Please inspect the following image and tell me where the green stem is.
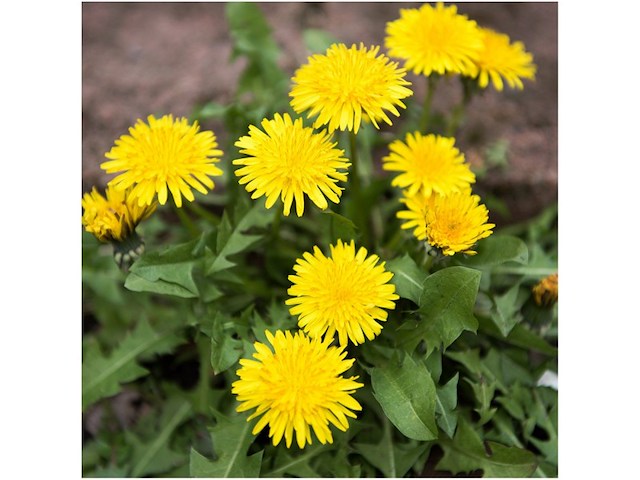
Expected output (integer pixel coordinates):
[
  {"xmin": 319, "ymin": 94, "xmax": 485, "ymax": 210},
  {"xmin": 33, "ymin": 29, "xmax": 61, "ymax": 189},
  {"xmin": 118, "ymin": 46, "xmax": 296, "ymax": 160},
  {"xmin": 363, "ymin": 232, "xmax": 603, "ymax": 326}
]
[
  {"xmin": 348, "ymin": 131, "xmax": 371, "ymax": 246},
  {"xmin": 185, "ymin": 201, "xmax": 220, "ymax": 226},
  {"xmin": 446, "ymin": 77, "xmax": 474, "ymax": 136},
  {"xmin": 173, "ymin": 204, "xmax": 199, "ymax": 237},
  {"xmin": 195, "ymin": 336, "xmax": 210, "ymax": 414},
  {"xmin": 419, "ymin": 75, "xmax": 439, "ymax": 133}
]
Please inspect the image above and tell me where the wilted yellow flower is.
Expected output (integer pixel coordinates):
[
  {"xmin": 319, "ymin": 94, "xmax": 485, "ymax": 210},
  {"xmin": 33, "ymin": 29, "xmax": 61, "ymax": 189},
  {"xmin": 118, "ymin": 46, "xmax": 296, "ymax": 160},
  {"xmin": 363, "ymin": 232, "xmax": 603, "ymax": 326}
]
[
  {"xmin": 232, "ymin": 329, "xmax": 363, "ymax": 449},
  {"xmin": 286, "ymin": 239, "xmax": 399, "ymax": 346},
  {"xmin": 81, "ymin": 185, "xmax": 156, "ymax": 243},
  {"xmin": 424, "ymin": 191, "xmax": 494, "ymax": 256},
  {"xmin": 383, "ymin": 132, "xmax": 475, "ymax": 197},
  {"xmin": 233, "ymin": 113, "xmax": 350, "ymax": 217},
  {"xmin": 385, "ymin": 2, "xmax": 483, "ymax": 77},
  {"xmin": 101, "ymin": 114, "xmax": 223, "ymax": 208},
  {"xmin": 290, "ymin": 43, "xmax": 412, "ymax": 134},
  {"xmin": 474, "ymin": 27, "xmax": 536, "ymax": 91},
  {"xmin": 532, "ymin": 273, "xmax": 558, "ymax": 306}
]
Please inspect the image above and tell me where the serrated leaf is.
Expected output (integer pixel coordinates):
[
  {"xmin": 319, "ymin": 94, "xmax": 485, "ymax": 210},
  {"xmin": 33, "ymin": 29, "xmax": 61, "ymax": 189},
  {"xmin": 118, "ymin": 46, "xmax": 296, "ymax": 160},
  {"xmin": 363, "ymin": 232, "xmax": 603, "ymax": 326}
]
[
  {"xmin": 206, "ymin": 202, "xmax": 274, "ymax": 275},
  {"xmin": 490, "ymin": 282, "xmax": 524, "ymax": 336},
  {"xmin": 437, "ymin": 417, "xmax": 537, "ymax": 477},
  {"xmin": 189, "ymin": 411, "xmax": 263, "ymax": 478},
  {"xmin": 354, "ymin": 419, "xmax": 429, "ymax": 477},
  {"xmin": 478, "ymin": 315, "xmax": 557, "ymax": 356},
  {"xmin": 264, "ymin": 443, "xmax": 328, "ymax": 477},
  {"xmin": 371, "ymin": 355, "xmax": 438, "ymax": 441},
  {"xmin": 82, "ymin": 319, "xmax": 183, "ymax": 410},
  {"xmin": 386, "ymin": 254, "xmax": 428, "ymax": 305},
  {"xmin": 435, "ymin": 373, "xmax": 459, "ymax": 438},
  {"xmin": 127, "ymin": 399, "xmax": 192, "ymax": 477},
  {"xmin": 458, "ymin": 234, "xmax": 528, "ymax": 268},
  {"xmin": 125, "ymin": 234, "xmax": 212, "ymax": 298},
  {"xmin": 416, "ymin": 266, "xmax": 481, "ymax": 353},
  {"xmin": 210, "ymin": 312, "xmax": 243, "ymax": 374}
]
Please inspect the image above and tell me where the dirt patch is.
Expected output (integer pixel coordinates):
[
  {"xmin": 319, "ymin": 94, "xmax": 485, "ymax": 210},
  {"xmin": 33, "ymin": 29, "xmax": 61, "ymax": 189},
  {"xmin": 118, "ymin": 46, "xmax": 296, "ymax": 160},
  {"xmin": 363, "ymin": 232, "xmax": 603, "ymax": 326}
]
[{"xmin": 82, "ymin": 2, "xmax": 557, "ymax": 225}]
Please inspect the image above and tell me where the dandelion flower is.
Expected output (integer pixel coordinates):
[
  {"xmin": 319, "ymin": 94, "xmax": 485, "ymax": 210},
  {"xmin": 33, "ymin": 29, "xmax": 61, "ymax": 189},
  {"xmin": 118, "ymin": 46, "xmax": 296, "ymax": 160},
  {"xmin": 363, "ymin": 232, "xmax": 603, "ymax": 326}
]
[
  {"xmin": 290, "ymin": 43, "xmax": 413, "ymax": 134},
  {"xmin": 474, "ymin": 27, "xmax": 536, "ymax": 91},
  {"xmin": 81, "ymin": 185, "xmax": 156, "ymax": 243},
  {"xmin": 396, "ymin": 190, "xmax": 432, "ymax": 241},
  {"xmin": 384, "ymin": 2, "xmax": 483, "ymax": 77},
  {"xmin": 424, "ymin": 191, "xmax": 494, "ymax": 256},
  {"xmin": 286, "ymin": 239, "xmax": 399, "ymax": 346},
  {"xmin": 532, "ymin": 273, "xmax": 558, "ymax": 307},
  {"xmin": 101, "ymin": 114, "xmax": 223, "ymax": 208},
  {"xmin": 383, "ymin": 132, "xmax": 475, "ymax": 197},
  {"xmin": 233, "ymin": 113, "xmax": 350, "ymax": 217},
  {"xmin": 232, "ymin": 329, "xmax": 363, "ymax": 449}
]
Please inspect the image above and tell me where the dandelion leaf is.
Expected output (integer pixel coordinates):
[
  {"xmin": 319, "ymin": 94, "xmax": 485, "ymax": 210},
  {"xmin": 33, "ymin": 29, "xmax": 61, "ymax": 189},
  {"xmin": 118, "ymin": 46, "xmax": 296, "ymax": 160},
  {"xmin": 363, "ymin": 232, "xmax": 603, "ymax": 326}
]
[
  {"xmin": 189, "ymin": 411, "xmax": 263, "ymax": 478},
  {"xmin": 437, "ymin": 417, "xmax": 537, "ymax": 477},
  {"xmin": 386, "ymin": 254, "xmax": 428, "ymax": 305},
  {"xmin": 435, "ymin": 373, "xmax": 459, "ymax": 438},
  {"xmin": 82, "ymin": 319, "xmax": 183, "ymax": 410},
  {"xmin": 371, "ymin": 355, "xmax": 438, "ymax": 441}
]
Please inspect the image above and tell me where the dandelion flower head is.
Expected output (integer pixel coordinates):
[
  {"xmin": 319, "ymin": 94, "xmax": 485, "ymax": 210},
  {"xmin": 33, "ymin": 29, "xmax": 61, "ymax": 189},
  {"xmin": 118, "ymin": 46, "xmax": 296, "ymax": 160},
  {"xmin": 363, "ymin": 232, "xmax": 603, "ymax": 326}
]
[
  {"xmin": 474, "ymin": 27, "xmax": 536, "ymax": 91},
  {"xmin": 101, "ymin": 114, "xmax": 223, "ymax": 208},
  {"xmin": 232, "ymin": 329, "xmax": 363, "ymax": 449},
  {"xmin": 384, "ymin": 2, "xmax": 483, "ymax": 77},
  {"xmin": 81, "ymin": 185, "xmax": 156, "ymax": 243},
  {"xmin": 383, "ymin": 132, "xmax": 475, "ymax": 197},
  {"xmin": 290, "ymin": 43, "xmax": 413, "ymax": 134},
  {"xmin": 233, "ymin": 113, "xmax": 350, "ymax": 217},
  {"xmin": 396, "ymin": 189, "xmax": 434, "ymax": 241},
  {"xmin": 424, "ymin": 191, "xmax": 494, "ymax": 256},
  {"xmin": 286, "ymin": 239, "xmax": 399, "ymax": 346},
  {"xmin": 532, "ymin": 273, "xmax": 558, "ymax": 307}
]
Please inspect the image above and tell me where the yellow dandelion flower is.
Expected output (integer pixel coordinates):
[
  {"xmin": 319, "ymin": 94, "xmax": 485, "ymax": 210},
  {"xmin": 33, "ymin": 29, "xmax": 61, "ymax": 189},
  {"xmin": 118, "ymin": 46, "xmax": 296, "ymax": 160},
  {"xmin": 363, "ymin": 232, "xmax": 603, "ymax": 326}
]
[
  {"xmin": 532, "ymin": 273, "xmax": 558, "ymax": 306},
  {"xmin": 385, "ymin": 2, "xmax": 483, "ymax": 77},
  {"xmin": 383, "ymin": 132, "xmax": 475, "ymax": 197},
  {"xmin": 474, "ymin": 27, "xmax": 536, "ymax": 91},
  {"xmin": 396, "ymin": 189, "xmax": 432, "ymax": 241},
  {"xmin": 101, "ymin": 114, "xmax": 224, "ymax": 208},
  {"xmin": 81, "ymin": 185, "xmax": 156, "ymax": 243},
  {"xmin": 425, "ymin": 191, "xmax": 494, "ymax": 256},
  {"xmin": 233, "ymin": 113, "xmax": 350, "ymax": 217},
  {"xmin": 232, "ymin": 329, "xmax": 363, "ymax": 449},
  {"xmin": 290, "ymin": 43, "xmax": 412, "ymax": 134},
  {"xmin": 286, "ymin": 239, "xmax": 399, "ymax": 346}
]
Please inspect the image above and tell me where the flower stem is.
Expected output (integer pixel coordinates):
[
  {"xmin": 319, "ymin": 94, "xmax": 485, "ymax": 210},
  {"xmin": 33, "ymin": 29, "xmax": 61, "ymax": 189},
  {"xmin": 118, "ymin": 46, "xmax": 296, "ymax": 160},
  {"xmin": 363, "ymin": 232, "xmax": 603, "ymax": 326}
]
[
  {"xmin": 446, "ymin": 77, "xmax": 474, "ymax": 136},
  {"xmin": 420, "ymin": 75, "xmax": 439, "ymax": 133},
  {"xmin": 185, "ymin": 201, "xmax": 220, "ymax": 226},
  {"xmin": 348, "ymin": 131, "xmax": 371, "ymax": 246},
  {"xmin": 174, "ymin": 203, "xmax": 199, "ymax": 237}
]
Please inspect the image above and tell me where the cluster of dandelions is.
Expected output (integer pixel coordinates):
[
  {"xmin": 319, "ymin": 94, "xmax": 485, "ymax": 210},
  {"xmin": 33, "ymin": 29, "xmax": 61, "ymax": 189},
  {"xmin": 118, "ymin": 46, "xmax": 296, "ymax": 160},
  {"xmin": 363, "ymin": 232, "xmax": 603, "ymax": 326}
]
[{"xmin": 82, "ymin": 2, "xmax": 537, "ymax": 450}]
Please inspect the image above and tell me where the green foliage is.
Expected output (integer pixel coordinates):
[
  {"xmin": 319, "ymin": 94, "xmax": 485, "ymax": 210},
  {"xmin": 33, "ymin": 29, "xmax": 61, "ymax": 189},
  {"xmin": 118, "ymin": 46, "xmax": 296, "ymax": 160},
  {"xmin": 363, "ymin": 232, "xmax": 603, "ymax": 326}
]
[{"xmin": 83, "ymin": 3, "xmax": 557, "ymax": 477}]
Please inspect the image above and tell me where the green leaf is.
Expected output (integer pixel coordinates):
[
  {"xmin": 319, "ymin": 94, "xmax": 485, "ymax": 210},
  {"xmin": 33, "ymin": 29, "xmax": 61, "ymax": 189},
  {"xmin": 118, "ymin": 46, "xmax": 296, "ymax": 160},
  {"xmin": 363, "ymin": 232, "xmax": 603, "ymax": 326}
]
[
  {"xmin": 417, "ymin": 266, "xmax": 481, "ymax": 353},
  {"xmin": 386, "ymin": 254, "xmax": 428, "ymax": 305},
  {"xmin": 491, "ymin": 282, "xmax": 523, "ymax": 336},
  {"xmin": 353, "ymin": 419, "xmax": 430, "ymax": 477},
  {"xmin": 371, "ymin": 355, "xmax": 438, "ymax": 441},
  {"xmin": 82, "ymin": 319, "xmax": 183, "ymax": 410},
  {"xmin": 189, "ymin": 411, "xmax": 263, "ymax": 478},
  {"xmin": 437, "ymin": 417, "xmax": 537, "ymax": 477},
  {"xmin": 264, "ymin": 444, "xmax": 328, "ymax": 477},
  {"xmin": 435, "ymin": 373, "xmax": 459, "ymax": 438},
  {"xmin": 206, "ymin": 202, "xmax": 274, "ymax": 275},
  {"xmin": 458, "ymin": 234, "xmax": 528, "ymax": 268},
  {"xmin": 127, "ymin": 398, "xmax": 192, "ymax": 477},
  {"xmin": 125, "ymin": 234, "xmax": 212, "ymax": 298},
  {"xmin": 465, "ymin": 376, "xmax": 498, "ymax": 425},
  {"xmin": 210, "ymin": 312, "xmax": 243, "ymax": 374},
  {"xmin": 477, "ymin": 315, "xmax": 557, "ymax": 356},
  {"xmin": 321, "ymin": 210, "xmax": 358, "ymax": 244}
]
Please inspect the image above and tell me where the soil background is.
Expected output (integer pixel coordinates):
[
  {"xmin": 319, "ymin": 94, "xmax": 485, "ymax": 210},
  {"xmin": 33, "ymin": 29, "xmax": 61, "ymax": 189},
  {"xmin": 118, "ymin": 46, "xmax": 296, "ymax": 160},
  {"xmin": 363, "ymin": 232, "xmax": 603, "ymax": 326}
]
[{"xmin": 82, "ymin": 2, "xmax": 558, "ymax": 225}]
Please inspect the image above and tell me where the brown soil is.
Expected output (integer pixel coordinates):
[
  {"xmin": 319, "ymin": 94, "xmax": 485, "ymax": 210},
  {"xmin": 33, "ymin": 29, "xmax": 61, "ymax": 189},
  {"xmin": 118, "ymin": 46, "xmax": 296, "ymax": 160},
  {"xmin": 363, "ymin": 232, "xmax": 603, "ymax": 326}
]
[{"xmin": 82, "ymin": 2, "xmax": 557, "ymax": 225}]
